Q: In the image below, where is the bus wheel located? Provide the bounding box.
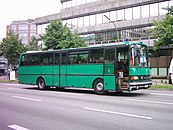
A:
[94,79,105,95]
[37,78,46,90]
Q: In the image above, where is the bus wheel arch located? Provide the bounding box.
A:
[93,78,105,95]
[37,77,46,90]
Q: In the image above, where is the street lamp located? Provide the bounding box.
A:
[104,14,119,42]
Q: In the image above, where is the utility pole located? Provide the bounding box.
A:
[104,15,119,42]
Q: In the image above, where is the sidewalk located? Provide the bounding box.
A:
[152,79,172,86]
[0,75,9,80]
[0,75,172,86]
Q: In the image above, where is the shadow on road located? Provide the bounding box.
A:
[24,86,148,97]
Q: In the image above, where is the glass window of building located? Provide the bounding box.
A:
[62,20,67,26]
[87,0,92,3]
[62,2,64,9]
[117,9,124,21]
[169,0,173,7]
[83,34,93,45]
[65,2,68,8]
[30,33,36,37]
[78,17,84,27]
[84,16,90,27]
[92,0,98,2]
[96,13,102,24]
[159,68,167,76]
[159,1,169,15]
[142,27,151,38]
[125,8,132,20]
[90,14,96,26]
[76,0,82,5]
[66,19,72,27]
[95,32,103,42]
[81,0,87,4]
[141,5,149,18]
[30,25,36,30]
[37,25,42,34]
[66,1,72,8]
[110,10,117,22]
[11,25,16,30]
[89,34,96,43]
[18,25,28,30]
[103,12,110,24]
[72,0,76,6]
[133,6,140,19]
[150,3,159,16]
[42,24,48,34]
[71,18,78,29]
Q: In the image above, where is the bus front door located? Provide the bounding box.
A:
[116,47,129,90]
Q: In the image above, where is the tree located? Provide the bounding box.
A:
[152,6,173,49]
[28,36,42,51]
[41,20,85,50]
[0,31,27,69]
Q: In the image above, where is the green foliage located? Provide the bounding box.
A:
[41,20,85,50]
[151,85,173,89]
[28,36,42,51]
[0,31,27,68]
[152,6,173,50]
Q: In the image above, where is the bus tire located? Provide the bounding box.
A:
[94,79,105,95]
[37,77,46,90]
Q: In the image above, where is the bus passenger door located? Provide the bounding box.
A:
[60,52,67,87]
[116,47,129,90]
[104,48,116,90]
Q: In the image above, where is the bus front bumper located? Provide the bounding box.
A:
[128,81,152,91]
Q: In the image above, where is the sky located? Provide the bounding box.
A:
[0,0,61,40]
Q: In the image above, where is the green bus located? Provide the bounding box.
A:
[18,41,152,94]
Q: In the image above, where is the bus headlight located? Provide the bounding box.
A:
[130,76,139,80]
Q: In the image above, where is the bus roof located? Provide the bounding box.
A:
[22,41,146,55]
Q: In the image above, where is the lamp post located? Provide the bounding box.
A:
[104,14,119,42]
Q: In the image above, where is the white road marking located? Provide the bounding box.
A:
[150,93,173,97]
[125,99,173,105]
[7,84,18,86]
[8,124,30,130]
[52,91,84,96]
[8,88,21,90]
[12,96,42,102]
[84,107,152,120]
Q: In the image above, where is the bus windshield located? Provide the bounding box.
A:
[130,44,149,67]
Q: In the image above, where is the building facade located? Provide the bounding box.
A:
[7,19,37,46]
[34,0,173,78]
[0,52,8,75]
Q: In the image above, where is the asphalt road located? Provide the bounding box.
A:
[0,83,173,130]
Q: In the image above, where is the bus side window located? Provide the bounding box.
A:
[68,51,88,64]
[90,49,103,64]
[21,55,27,66]
[61,53,67,64]
[78,53,88,64]
[27,55,33,65]
[55,54,59,65]
[40,53,53,65]
[33,55,39,65]
[105,49,114,64]
[68,54,78,64]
